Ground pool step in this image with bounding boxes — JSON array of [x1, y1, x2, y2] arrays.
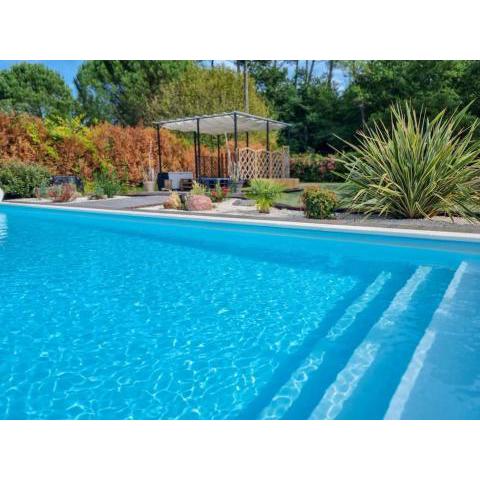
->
[[258, 271, 393, 420], [237, 273, 381, 419], [384, 261, 467, 419], [385, 261, 480, 420], [308, 265, 460, 420], [308, 266, 435, 420]]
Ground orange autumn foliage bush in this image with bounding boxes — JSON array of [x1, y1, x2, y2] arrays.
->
[[0, 113, 198, 183]]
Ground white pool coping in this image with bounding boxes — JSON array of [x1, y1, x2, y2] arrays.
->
[[2, 201, 480, 244]]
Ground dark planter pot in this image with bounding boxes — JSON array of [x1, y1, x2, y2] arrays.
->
[[51, 175, 84, 192], [232, 180, 245, 193]]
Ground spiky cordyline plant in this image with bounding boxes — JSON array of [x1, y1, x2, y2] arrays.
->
[[336, 103, 480, 220]]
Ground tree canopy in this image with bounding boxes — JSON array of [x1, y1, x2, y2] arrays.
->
[[146, 63, 269, 121], [247, 60, 480, 153], [0, 62, 75, 118], [2, 60, 480, 154], [74, 60, 192, 125]]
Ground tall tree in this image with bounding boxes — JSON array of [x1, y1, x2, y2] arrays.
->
[[0, 62, 75, 118], [74, 60, 191, 125], [243, 61, 249, 112], [326, 60, 335, 88], [307, 60, 316, 85], [350, 60, 469, 124], [146, 63, 269, 121]]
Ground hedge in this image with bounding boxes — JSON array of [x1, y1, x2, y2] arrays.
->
[[0, 113, 197, 184]]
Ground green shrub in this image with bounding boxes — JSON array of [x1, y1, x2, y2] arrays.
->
[[209, 182, 229, 203], [337, 103, 480, 220], [246, 179, 284, 213], [290, 153, 341, 182], [0, 160, 51, 198], [92, 165, 125, 198], [302, 187, 337, 219]]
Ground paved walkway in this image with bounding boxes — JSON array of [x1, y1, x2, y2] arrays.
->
[[11, 195, 169, 210]]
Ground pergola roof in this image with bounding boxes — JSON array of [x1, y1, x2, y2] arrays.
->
[[153, 111, 289, 136]]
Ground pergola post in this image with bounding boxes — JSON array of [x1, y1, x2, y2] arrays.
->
[[267, 120, 272, 177], [246, 132, 249, 148], [233, 112, 238, 163], [193, 131, 198, 179], [156, 124, 162, 173], [217, 135, 221, 177], [266, 120, 270, 152], [196, 118, 201, 179]]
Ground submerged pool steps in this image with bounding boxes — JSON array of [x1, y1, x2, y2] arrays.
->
[[255, 267, 416, 419], [258, 271, 393, 420], [255, 264, 457, 420], [384, 261, 471, 419], [309, 266, 455, 420]]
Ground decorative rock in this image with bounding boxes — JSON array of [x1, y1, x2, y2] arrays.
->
[[233, 199, 255, 206], [163, 192, 182, 210], [186, 194, 213, 211]]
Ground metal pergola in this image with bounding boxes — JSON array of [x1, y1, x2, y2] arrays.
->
[[153, 111, 289, 178]]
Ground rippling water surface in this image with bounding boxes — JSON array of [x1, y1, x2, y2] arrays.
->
[[1, 205, 479, 419]]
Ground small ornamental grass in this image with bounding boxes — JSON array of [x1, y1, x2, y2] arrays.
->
[[92, 165, 125, 198], [302, 187, 337, 219], [246, 179, 284, 213], [336, 103, 480, 220]]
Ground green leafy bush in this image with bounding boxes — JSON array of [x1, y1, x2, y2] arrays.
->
[[92, 165, 125, 198], [209, 182, 229, 203], [302, 187, 337, 219], [290, 153, 340, 182], [337, 103, 480, 219], [246, 179, 284, 213], [0, 160, 51, 198]]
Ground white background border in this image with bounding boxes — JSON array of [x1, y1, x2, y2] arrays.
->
[[1, 1, 480, 477]]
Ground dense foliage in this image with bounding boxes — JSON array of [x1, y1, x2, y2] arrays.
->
[[248, 60, 480, 153], [0, 63, 75, 118], [290, 153, 338, 182], [337, 103, 480, 220], [3, 60, 480, 198], [74, 61, 191, 125], [302, 186, 338, 219], [147, 63, 268, 121], [0, 160, 51, 198]]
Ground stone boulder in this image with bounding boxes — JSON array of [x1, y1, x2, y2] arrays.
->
[[186, 194, 213, 211], [163, 192, 182, 210]]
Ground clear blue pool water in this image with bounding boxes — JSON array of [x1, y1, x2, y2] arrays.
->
[[1, 204, 479, 420]]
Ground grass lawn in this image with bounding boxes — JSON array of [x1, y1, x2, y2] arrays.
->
[[278, 182, 345, 207]]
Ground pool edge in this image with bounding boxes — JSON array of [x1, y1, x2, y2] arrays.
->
[[2, 201, 480, 244]]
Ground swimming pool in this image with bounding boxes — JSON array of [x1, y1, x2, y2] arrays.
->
[[1, 204, 479, 420]]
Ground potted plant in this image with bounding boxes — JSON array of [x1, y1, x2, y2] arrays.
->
[[143, 140, 157, 193]]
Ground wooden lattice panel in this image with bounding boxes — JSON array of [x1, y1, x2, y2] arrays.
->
[[237, 147, 290, 180], [257, 150, 271, 177], [237, 148, 258, 179]]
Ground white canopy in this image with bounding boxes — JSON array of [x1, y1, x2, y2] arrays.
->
[[154, 111, 289, 136]]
